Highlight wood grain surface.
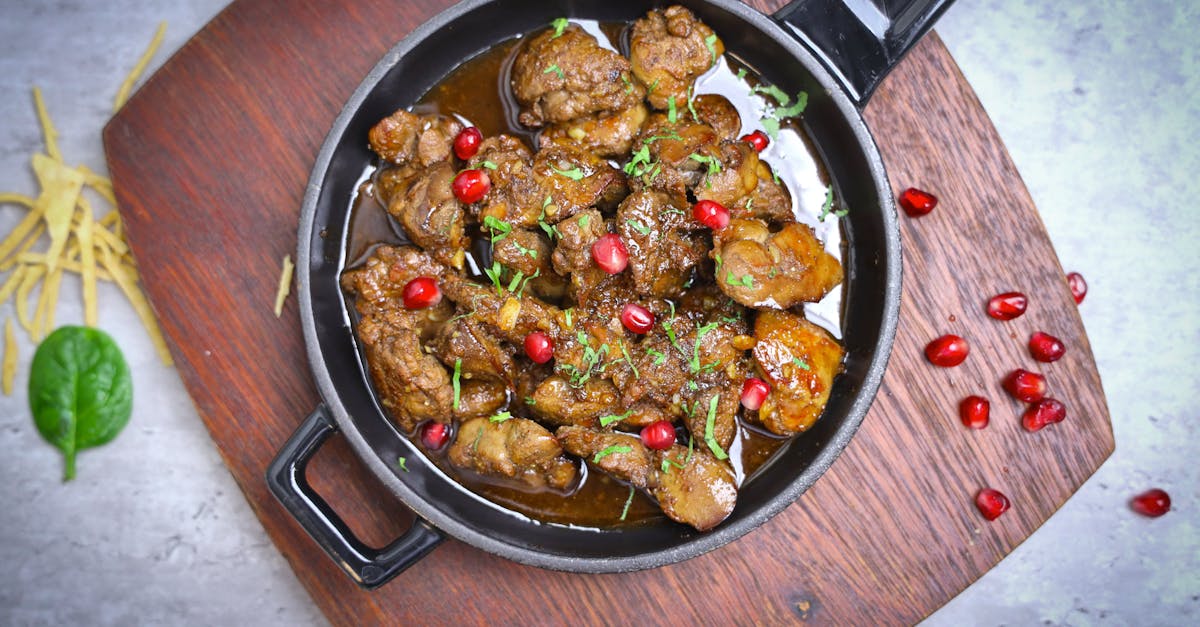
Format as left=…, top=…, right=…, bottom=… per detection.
left=102, top=0, right=1113, bottom=624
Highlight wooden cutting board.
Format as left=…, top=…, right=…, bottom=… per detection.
left=102, top=0, right=1113, bottom=624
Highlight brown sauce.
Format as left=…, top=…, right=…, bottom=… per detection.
left=344, top=22, right=843, bottom=528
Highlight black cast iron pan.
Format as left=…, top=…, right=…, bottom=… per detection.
left=268, top=0, right=951, bottom=589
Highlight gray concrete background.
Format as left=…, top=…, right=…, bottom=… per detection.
left=1, top=1, right=1196, bottom=625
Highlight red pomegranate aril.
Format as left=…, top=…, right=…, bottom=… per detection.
left=1022, top=398, right=1066, bottom=432
left=899, top=187, right=938, bottom=217
left=591, top=233, right=628, bottom=274
left=453, top=126, right=483, bottom=160
left=640, top=420, right=677, bottom=450
left=1067, top=271, right=1088, bottom=304
left=451, top=168, right=491, bottom=203
left=620, top=303, right=655, bottom=334
left=1003, top=369, right=1046, bottom=403
left=975, top=488, right=1011, bottom=521
left=1029, top=331, right=1066, bottom=362
left=925, top=334, right=969, bottom=367
left=1131, top=488, right=1171, bottom=518
left=523, top=331, right=554, bottom=364
left=741, top=130, right=770, bottom=152
left=959, top=395, right=990, bottom=429
left=987, top=291, right=1028, bottom=320
left=420, top=422, right=450, bottom=450
left=740, top=378, right=771, bottom=411
left=402, top=276, right=441, bottom=309
left=692, top=199, right=731, bottom=230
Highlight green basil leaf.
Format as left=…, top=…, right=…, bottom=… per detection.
left=29, top=326, right=132, bottom=481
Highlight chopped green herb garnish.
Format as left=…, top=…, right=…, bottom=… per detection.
left=564, top=308, right=574, bottom=328
left=452, top=358, right=462, bottom=410
left=593, top=444, right=633, bottom=463
left=647, top=78, right=660, bottom=94
left=551, top=17, right=569, bottom=38
left=619, top=486, right=636, bottom=521
left=792, top=356, right=811, bottom=371
left=688, top=152, right=722, bottom=187
left=667, top=97, right=678, bottom=124
left=576, top=330, right=589, bottom=345
left=661, top=207, right=686, bottom=218
left=489, top=411, right=513, bottom=423
left=626, top=218, right=652, bottom=236
left=482, top=215, right=512, bottom=247
left=704, top=394, right=729, bottom=460
left=760, top=117, right=780, bottom=140
left=623, top=144, right=655, bottom=177
left=472, top=425, right=483, bottom=452
left=480, top=160, right=498, bottom=170
left=578, top=214, right=590, bottom=228
left=551, top=165, right=585, bottom=180
left=714, top=252, right=723, bottom=273
left=538, top=220, right=562, bottom=240
left=704, top=33, right=719, bottom=66
left=736, top=68, right=747, bottom=80
left=662, top=319, right=685, bottom=356
left=690, top=322, right=719, bottom=373
left=817, top=186, right=847, bottom=221
left=686, top=84, right=699, bottom=121
left=768, top=267, right=779, bottom=279
left=544, top=64, right=565, bottom=80
left=686, top=435, right=695, bottom=463
left=646, top=347, right=667, bottom=365
left=397, top=456, right=408, bottom=472
left=776, top=91, right=809, bottom=118
left=506, top=270, right=525, bottom=293
left=599, top=410, right=634, bottom=427
left=619, top=341, right=639, bottom=379
left=525, top=396, right=537, bottom=406
left=726, top=272, right=754, bottom=288
left=512, top=240, right=538, bottom=259
left=484, top=261, right=505, bottom=293
left=753, top=84, right=791, bottom=106
left=621, top=74, right=634, bottom=94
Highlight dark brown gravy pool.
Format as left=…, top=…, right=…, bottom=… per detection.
left=344, top=24, right=844, bottom=528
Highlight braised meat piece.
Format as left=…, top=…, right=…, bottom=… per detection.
left=340, top=245, right=451, bottom=322
left=630, top=6, right=723, bottom=110
left=511, top=24, right=644, bottom=127
left=529, top=376, right=621, bottom=428
left=713, top=218, right=843, bottom=308
left=683, top=385, right=739, bottom=453
left=454, top=380, right=508, bottom=420
left=693, top=141, right=760, bottom=209
left=616, top=190, right=706, bottom=298
left=688, top=94, right=741, bottom=139
left=734, top=161, right=794, bottom=224
left=440, top=274, right=561, bottom=344
left=383, top=161, right=468, bottom=269
left=652, top=447, right=737, bottom=531
left=431, top=318, right=514, bottom=382
left=449, top=417, right=578, bottom=491
left=540, top=103, right=649, bottom=159
left=751, top=310, right=844, bottom=435
left=368, top=109, right=462, bottom=167
left=556, top=426, right=656, bottom=488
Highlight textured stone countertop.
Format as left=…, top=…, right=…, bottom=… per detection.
left=1, top=1, right=1196, bottom=624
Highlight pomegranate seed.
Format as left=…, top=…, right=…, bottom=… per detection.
left=402, top=276, right=441, bottom=309
left=451, top=168, right=491, bottom=203
left=959, top=395, right=990, bottom=429
left=640, top=420, right=676, bottom=450
left=899, top=187, right=938, bottom=217
left=975, top=488, right=1011, bottom=521
left=1130, top=488, right=1171, bottom=518
left=740, top=378, right=770, bottom=411
left=523, top=331, right=554, bottom=364
left=925, top=334, right=969, bottom=367
left=1003, top=369, right=1046, bottom=403
left=986, top=292, right=1028, bottom=320
left=1022, top=398, right=1066, bottom=432
left=453, top=126, right=483, bottom=160
left=741, top=130, right=769, bottom=152
left=620, top=303, right=655, bottom=334
left=1067, top=272, right=1087, bottom=304
left=591, top=233, right=628, bottom=274
left=1029, top=331, right=1066, bottom=362
left=692, top=199, right=731, bottom=230
left=420, top=422, right=450, bottom=450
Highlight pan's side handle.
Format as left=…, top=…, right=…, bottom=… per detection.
left=773, top=0, right=956, bottom=106
left=266, top=405, right=444, bottom=589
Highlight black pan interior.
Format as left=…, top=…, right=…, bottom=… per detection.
left=301, top=0, right=896, bottom=571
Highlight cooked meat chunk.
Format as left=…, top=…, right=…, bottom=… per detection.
left=449, top=417, right=578, bottom=491
left=550, top=209, right=632, bottom=304
left=454, top=380, right=508, bottom=420
left=529, top=376, right=621, bottom=428
left=541, top=103, right=649, bottom=158
left=511, top=24, right=644, bottom=127
left=440, top=274, right=561, bottom=344
left=556, top=426, right=656, bottom=489
left=652, top=447, right=737, bottom=531
left=693, top=141, right=760, bottom=209
left=683, top=385, right=738, bottom=452
left=432, top=318, right=513, bottom=382
left=751, top=310, right=843, bottom=435
left=384, top=161, right=468, bottom=269
left=357, top=327, right=452, bottom=432
left=368, top=109, right=462, bottom=166
left=630, top=6, right=723, bottom=110
left=340, top=245, right=451, bottom=320
left=628, top=110, right=721, bottom=198
left=734, top=161, right=794, bottom=223
left=616, top=190, right=706, bottom=298
left=713, top=218, right=843, bottom=308
left=688, top=94, right=741, bottom=139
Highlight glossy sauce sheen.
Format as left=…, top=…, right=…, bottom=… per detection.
left=345, top=23, right=844, bottom=528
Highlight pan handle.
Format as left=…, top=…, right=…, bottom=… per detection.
left=266, top=405, right=445, bottom=589
left=773, top=0, right=956, bottom=106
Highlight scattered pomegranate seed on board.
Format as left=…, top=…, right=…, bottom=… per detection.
left=402, top=276, right=441, bottom=309
left=1131, top=489, right=1171, bottom=518
left=986, top=292, right=1028, bottom=320
left=925, top=334, right=969, bottom=367
left=975, top=488, right=1011, bottom=521
left=1003, top=369, right=1047, bottom=403
left=1021, top=398, right=1066, bottom=432
left=959, top=396, right=990, bottom=429
left=1067, top=272, right=1087, bottom=304
left=1028, top=331, right=1066, bottom=362
left=453, top=126, right=483, bottom=160
left=899, top=187, right=938, bottom=216
left=591, top=233, right=628, bottom=274
left=451, top=168, right=491, bottom=203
